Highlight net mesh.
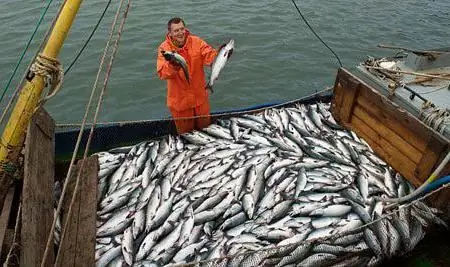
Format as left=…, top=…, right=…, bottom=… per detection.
left=163, top=195, right=447, bottom=267
left=52, top=92, right=449, bottom=267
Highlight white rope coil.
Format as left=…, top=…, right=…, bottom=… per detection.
left=420, top=101, right=450, bottom=134
left=29, top=53, right=64, bottom=106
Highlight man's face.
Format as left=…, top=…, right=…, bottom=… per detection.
left=169, top=22, right=186, bottom=45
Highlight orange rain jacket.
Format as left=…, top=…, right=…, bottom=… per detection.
left=157, top=30, right=218, bottom=112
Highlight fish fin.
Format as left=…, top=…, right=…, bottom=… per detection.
left=279, top=191, right=290, bottom=200
left=227, top=48, right=234, bottom=59
left=242, top=128, right=251, bottom=135
left=126, top=210, right=136, bottom=218
left=172, top=187, right=184, bottom=193
left=296, top=190, right=310, bottom=198
left=223, top=232, right=234, bottom=240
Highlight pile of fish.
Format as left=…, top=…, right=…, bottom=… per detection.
left=91, top=102, right=446, bottom=267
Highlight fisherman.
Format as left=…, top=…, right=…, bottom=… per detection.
left=157, top=17, right=221, bottom=134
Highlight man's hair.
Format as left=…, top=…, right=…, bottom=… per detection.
left=167, top=17, right=185, bottom=31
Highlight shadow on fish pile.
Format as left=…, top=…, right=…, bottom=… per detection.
left=88, top=102, right=447, bottom=267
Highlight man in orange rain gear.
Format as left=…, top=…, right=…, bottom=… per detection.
left=157, top=17, right=219, bottom=134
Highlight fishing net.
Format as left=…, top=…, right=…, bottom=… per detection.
left=53, top=91, right=449, bottom=267
left=166, top=194, right=448, bottom=267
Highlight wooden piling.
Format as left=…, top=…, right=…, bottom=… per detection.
left=0, top=187, right=16, bottom=264
left=55, top=155, right=98, bottom=267
left=20, top=108, right=55, bottom=267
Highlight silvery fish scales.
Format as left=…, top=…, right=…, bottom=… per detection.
left=206, top=39, right=234, bottom=92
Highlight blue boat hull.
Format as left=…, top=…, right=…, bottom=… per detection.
left=54, top=90, right=333, bottom=160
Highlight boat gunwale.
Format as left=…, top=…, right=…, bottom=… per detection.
left=54, top=89, right=334, bottom=160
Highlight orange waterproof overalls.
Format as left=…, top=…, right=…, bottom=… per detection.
left=157, top=30, right=218, bottom=134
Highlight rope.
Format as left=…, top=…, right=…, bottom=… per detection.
left=330, top=181, right=449, bottom=241
left=363, top=60, right=433, bottom=104
left=291, top=0, right=343, bottom=67
left=1, top=0, right=110, bottom=123
left=40, top=0, right=128, bottom=265
left=420, top=85, right=449, bottom=95
left=0, top=161, right=18, bottom=176
left=64, top=0, right=112, bottom=75
left=57, top=2, right=131, bottom=260
left=0, top=0, right=66, bottom=127
left=54, top=87, right=333, bottom=128
left=186, top=181, right=450, bottom=267
left=419, top=101, right=450, bottom=134
left=365, top=66, right=450, bottom=81
left=4, top=204, right=21, bottom=266
left=0, top=0, right=54, bottom=104
left=29, top=53, right=64, bottom=107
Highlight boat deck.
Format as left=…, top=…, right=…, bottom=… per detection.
left=1, top=72, right=448, bottom=267
left=356, top=48, right=450, bottom=140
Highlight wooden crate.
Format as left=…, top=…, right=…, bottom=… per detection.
left=331, top=68, right=450, bottom=187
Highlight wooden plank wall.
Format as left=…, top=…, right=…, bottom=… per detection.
left=0, top=187, right=16, bottom=264
left=19, top=107, right=98, bottom=266
left=332, top=68, right=450, bottom=187
left=20, top=108, right=55, bottom=267
left=55, top=155, right=98, bottom=267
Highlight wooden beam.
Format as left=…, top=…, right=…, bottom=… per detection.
left=75, top=155, right=98, bottom=265
left=331, top=68, right=346, bottom=122
left=21, top=108, right=55, bottom=267
left=341, top=81, right=360, bottom=123
left=415, top=138, right=447, bottom=183
left=0, top=187, right=15, bottom=262
left=55, top=156, right=98, bottom=267
left=55, top=165, right=79, bottom=267
left=331, top=68, right=361, bottom=123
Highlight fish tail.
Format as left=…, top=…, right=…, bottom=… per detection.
left=205, top=83, right=214, bottom=93
left=181, top=66, right=190, bottom=84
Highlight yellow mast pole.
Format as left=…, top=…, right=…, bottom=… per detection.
left=0, top=0, right=83, bottom=205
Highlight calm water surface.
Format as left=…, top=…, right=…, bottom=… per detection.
left=0, top=0, right=448, bottom=124
left=0, top=1, right=449, bottom=264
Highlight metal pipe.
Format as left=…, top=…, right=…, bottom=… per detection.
left=379, top=151, right=450, bottom=205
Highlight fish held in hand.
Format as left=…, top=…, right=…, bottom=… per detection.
left=206, top=39, right=234, bottom=93
left=161, top=50, right=190, bottom=84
